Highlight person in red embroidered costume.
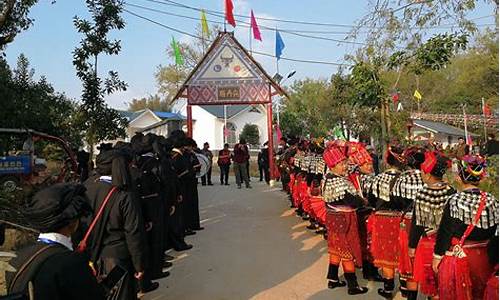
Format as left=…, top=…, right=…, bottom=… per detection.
left=322, top=141, right=369, bottom=295
left=347, top=142, right=384, bottom=283
left=408, top=151, right=455, bottom=299
left=432, top=154, right=498, bottom=300
left=366, top=144, right=405, bottom=298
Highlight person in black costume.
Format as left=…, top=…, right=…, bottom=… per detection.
left=168, top=130, right=193, bottom=251
left=184, top=138, right=204, bottom=232
left=130, top=133, right=169, bottom=291
left=76, top=148, right=90, bottom=182
left=83, top=148, right=149, bottom=299
left=5, top=183, right=105, bottom=300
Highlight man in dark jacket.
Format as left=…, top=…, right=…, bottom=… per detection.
left=233, top=138, right=251, bottom=189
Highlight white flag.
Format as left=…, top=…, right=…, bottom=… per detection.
left=397, top=102, right=403, bottom=111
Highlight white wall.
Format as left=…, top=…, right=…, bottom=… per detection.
left=231, top=105, right=268, bottom=147
left=189, top=106, right=219, bottom=149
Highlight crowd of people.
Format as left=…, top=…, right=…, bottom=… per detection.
left=277, top=137, right=498, bottom=299
left=4, top=130, right=205, bottom=300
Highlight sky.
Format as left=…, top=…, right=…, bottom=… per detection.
left=4, top=0, right=497, bottom=110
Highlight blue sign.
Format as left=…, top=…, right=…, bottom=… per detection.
left=0, top=155, right=31, bottom=175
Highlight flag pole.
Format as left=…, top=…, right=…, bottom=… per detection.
left=482, top=97, right=488, bottom=141
left=223, top=0, right=227, bottom=32
left=462, top=104, right=470, bottom=146
left=224, top=104, right=227, bottom=144
left=249, top=23, right=252, bottom=55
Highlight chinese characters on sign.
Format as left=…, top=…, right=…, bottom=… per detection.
left=217, top=86, right=240, bottom=100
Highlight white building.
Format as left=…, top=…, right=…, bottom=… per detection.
left=411, top=119, right=479, bottom=147
left=176, top=101, right=268, bottom=150
left=117, top=109, right=185, bottom=141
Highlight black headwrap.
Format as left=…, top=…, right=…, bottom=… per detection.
left=404, top=146, right=426, bottom=170
left=24, top=183, right=91, bottom=233
left=95, top=149, right=132, bottom=189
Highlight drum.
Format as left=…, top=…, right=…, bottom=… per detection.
left=195, top=153, right=210, bottom=178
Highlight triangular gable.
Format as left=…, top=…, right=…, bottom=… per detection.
left=173, top=32, right=287, bottom=105
left=191, top=34, right=262, bottom=82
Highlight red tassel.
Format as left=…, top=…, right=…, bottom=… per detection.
left=439, top=256, right=473, bottom=300
left=398, top=225, right=412, bottom=275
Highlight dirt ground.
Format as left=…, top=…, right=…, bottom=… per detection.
left=144, top=177, right=406, bottom=300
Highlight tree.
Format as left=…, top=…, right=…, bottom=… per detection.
left=127, top=94, right=173, bottom=112
left=239, top=124, right=260, bottom=146
left=0, top=54, right=83, bottom=151
left=0, top=0, right=40, bottom=50
left=351, top=0, right=498, bottom=54
left=72, top=0, right=128, bottom=160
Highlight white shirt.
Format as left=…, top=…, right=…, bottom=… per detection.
left=38, top=232, right=74, bottom=250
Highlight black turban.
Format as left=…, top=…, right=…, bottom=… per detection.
left=95, top=149, right=132, bottom=189
left=24, top=183, right=91, bottom=233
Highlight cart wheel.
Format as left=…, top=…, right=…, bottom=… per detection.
left=0, top=176, right=20, bottom=192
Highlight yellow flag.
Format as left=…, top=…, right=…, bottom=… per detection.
left=413, top=89, right=422, bottom=101
left=201, top=9, right=210, bottom=37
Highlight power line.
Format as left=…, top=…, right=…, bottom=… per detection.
left=125, top=2, right=356, bottom=35
left=141, top=0, right=497, bottom=30
left=123, top=9, right=352, bottom=66
left=126, top=2, right=369, bottom=47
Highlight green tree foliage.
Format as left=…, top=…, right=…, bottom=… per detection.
left=0, top=54, right=82, bottom=152
left=239, top=124, right=260, bottom=146
left=352, top=0, right=497, bottom=53
left=73, top=0, right=128, bottom=158
left=127, top=94, right=172, bottom=112
left=382, top=30, right=498, bottom=114
left=0, top=0, right=40, bottom=50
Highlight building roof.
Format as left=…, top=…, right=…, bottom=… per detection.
left=117, top=110, right=142, bottom=121
left=413, top=119, right=479, bottom=137
left=200, top=105, right=250, bottom=119
left=152, top=111, right=186, bottom=120
left=117, top=109, right=186, bottom=122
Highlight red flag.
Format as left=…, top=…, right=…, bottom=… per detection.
left=250, top=10, right=262, bottom=41
left=483, top=103, right=492, bottom=116
left=276, top=124, right=282, bottom=142
left=225, top=0, right=236, bottom=27
left=392, top=92, right=399, bottom=105
left=466, top=134, right=473, bottom=146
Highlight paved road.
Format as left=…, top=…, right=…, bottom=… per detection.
left=145, top=179, right=404, bottom=300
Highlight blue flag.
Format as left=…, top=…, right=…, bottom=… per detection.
left=275, top=30, right=285, bottom=60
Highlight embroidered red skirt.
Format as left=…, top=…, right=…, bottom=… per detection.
left=356, top=208, right=374, bottom=262
left=483, top=270, right=498, bottom=300
left=292, top=175, right=303, bottom=207
left=298, top=181, right=308, bottom=208
left=288, top=173, right=295, bottom=195
left=309, top=196, right=326, bottom=225
left=414, top=234, right=438, bottom=296
left=302, top=187, right=312, bottom=215
left=438, top=240, right=493, bottom=300
left=326, top=206, right=363, bottom=267
left=368, top=210, right=404, bottom=269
